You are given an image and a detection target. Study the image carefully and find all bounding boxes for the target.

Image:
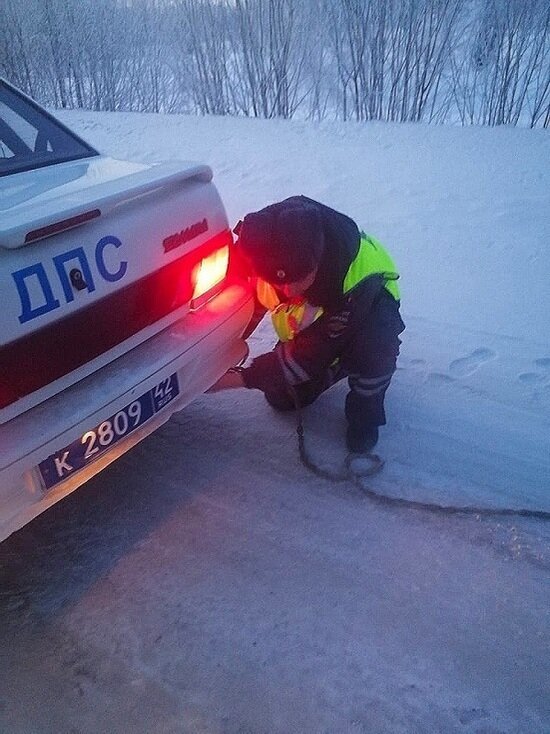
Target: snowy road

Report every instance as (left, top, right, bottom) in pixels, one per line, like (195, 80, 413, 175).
(1, 342, 549, 734)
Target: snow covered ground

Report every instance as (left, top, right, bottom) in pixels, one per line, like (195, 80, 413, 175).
(61, 109, 550, 515)
(0, 111, 549, 733)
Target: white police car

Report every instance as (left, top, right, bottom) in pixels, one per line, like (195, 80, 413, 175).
(0, 79, 253, 541)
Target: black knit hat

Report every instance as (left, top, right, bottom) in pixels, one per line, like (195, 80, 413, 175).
(237, 201, 325, 284)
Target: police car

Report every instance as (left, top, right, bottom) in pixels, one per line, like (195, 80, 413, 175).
(0, 79, 253, 541)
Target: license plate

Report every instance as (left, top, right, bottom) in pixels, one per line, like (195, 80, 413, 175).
(38, 374, 180, 490)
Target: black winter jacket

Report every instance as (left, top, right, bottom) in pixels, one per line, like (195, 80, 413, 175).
(239, 196, 395, 397)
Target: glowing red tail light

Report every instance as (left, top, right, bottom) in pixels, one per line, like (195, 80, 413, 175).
(191, 245, 229, 309)
(0, 232, 233, 411)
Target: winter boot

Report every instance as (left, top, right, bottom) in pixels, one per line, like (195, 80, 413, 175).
(346, 425, 379, 454)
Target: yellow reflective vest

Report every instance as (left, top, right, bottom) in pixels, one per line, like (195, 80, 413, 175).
(256, 233, 399, 342)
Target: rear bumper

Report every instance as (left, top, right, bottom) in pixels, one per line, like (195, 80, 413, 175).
(0, 284, 253, 541)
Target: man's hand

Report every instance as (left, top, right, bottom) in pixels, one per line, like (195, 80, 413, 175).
(206, 369, 246, 393)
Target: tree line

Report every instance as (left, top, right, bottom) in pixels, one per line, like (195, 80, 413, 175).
(1, 0, 549, 128)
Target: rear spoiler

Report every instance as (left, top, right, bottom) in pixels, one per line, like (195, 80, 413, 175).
(0, 161, 213, 249)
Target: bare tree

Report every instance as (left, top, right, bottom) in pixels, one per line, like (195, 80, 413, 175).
(324, 0, 464, 123)
(0, 0, 40, 97)
(228, 0, 307, 118)
(451, 0, 550, 126)
(172, 0, 232, 116)
(1, 0, 547, 128)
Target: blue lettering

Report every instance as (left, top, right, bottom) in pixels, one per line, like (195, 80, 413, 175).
(53, 247, 96, 302)
(96, 236, 127, 282)
(12, 235, 126, 326)
(12, 263, 60, 324)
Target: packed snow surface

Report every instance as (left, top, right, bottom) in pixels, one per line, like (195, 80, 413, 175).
(1, 111, 549, 733)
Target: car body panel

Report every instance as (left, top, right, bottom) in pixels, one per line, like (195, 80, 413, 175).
(0, 284, 252, 542)
(0, 156, 213, 249)
(0, 157, 146, 220)
(1, 167, 233, 422)
(0, 79, 254, 540)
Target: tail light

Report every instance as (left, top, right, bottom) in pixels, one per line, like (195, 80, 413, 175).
(191, 245, 229, 309)
(0, 235, 232, 411)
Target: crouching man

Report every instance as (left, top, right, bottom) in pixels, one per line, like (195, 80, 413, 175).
(208, 195, 405, 455)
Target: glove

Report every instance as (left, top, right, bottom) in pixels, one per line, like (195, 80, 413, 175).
(206, 368, 246, 393)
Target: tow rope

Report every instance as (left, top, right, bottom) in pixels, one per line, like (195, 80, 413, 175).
(290, 387, 550, 521)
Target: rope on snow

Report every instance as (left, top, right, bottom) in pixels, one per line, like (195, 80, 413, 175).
(289, 387, 550, 521)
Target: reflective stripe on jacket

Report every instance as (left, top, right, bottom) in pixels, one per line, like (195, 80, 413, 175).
(256, 233, 399, 342)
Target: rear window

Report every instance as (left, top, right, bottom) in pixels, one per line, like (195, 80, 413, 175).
(0, 81, 98, 176)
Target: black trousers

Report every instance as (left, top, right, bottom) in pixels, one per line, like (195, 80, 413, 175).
(265, 291, 405, 450)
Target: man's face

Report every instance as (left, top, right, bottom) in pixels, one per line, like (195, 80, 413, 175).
(277, 267, 318, 299)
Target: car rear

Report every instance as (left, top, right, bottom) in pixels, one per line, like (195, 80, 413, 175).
(0, 79, 253, 541)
